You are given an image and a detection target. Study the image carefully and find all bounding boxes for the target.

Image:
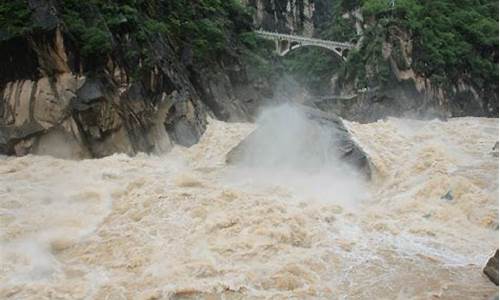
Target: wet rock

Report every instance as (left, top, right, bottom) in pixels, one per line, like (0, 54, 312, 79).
(316, 7, 498, 121)
(484, 249, 499, 285)
(244, 0, 316, 36)
(0, 121, 45, 155)
(74, 79, 105, 109)
(28, 0, 59, 31)
(190, 64, 251, 122)
(491, 142, 499, 157)
(0, 3, 209, 158)
(226, 105, 372, 178)
(1, 0, 268, 158)
(441, 190, 453, 201)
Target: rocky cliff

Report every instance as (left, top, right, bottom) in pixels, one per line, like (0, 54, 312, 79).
(0, 0, 261, 158)
(242, 0, 315, 36)
(251, 0, 499, 121)
(330, 8, 499, 121)
(1, 26, 206, 158)
(1, 0, 497, 158)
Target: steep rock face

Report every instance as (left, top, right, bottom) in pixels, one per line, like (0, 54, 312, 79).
(0, 0, 261, 158)
(330, 23, 498, 121)
(247, 0, 498, 121)
(484, 249, 499, 286)
(188, 54, 254, 122)
(0, 23, 207, 158)
(243, 0, 315, 35)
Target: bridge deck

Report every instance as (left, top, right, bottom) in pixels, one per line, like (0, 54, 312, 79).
(255, 30, 354, 49)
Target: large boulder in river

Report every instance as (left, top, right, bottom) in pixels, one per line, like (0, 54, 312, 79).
(226, 104, 372, 178)
(484, 249, 499, 285)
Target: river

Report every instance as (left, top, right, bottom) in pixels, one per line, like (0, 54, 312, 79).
(0, 111, 498, 299)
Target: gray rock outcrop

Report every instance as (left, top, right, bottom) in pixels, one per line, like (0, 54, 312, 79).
(484, 249, 499, 286)
(0, 22, 207, 158)
(0, 0, 261, 158)
(226, 104, 372, 178)
(242, 0, 315, 35)
(245, 0, 498, 122)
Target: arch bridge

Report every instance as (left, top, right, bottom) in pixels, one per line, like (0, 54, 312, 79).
(255, 30, 355, 60)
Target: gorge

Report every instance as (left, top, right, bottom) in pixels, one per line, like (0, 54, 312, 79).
(1, 0, 498, 156)
(0, 0, 498, 299)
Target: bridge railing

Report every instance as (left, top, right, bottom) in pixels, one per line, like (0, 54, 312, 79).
(255, 30, 354, 49)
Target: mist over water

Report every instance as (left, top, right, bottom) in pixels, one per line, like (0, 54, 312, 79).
(0, 108, 498, 299)
(237, 105, 342, 170)
(225, 104, 367, 208)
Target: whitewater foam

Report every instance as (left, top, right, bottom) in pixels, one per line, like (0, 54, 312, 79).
(0, 116, 498, 299)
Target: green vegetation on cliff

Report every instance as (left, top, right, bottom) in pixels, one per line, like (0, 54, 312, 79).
(2, 0, 497, 106)
(58, 0, 252, 62)
(275, 0, 497, 99)
(280, 0, 358, 94)
(0, 1, 31, 39)
(0, 0, 253, 66)
(359, 0, 498, 89)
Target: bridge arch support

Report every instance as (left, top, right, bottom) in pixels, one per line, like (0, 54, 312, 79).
(276, 41, 347, 59)
(256, 30, 354, 61)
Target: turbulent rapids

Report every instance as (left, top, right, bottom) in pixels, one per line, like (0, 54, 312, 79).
(0, 112, 498, 299)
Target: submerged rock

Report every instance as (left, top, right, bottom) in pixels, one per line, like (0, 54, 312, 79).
(484, 249, 499, 286)
(441, 190, 453, 201)
(491, 142, 499, 157)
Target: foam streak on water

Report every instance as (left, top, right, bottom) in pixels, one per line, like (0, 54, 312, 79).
(0, 116, 498, 299)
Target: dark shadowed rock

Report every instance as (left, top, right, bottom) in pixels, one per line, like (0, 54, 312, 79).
(28, 0, 59, 30)
(492, 142, 499, 157)
(1, 0, 274, 158)
(441, 190, 453, 201)
(301, 106, 372, 177)
(0, 1, 210, 158)
(484, 249, 499, 286)
(74, 79, 105, 108)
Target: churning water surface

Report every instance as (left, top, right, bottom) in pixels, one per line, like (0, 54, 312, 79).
(0, 111, 498, 299)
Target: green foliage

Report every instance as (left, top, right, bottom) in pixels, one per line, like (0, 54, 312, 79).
(279, 0, 358, 94)
(341, 0, 362, 11)
(191, 18, 226, 59)
(0, 0, 31, 39)
(1, 0, 253, 65)
(360, 0, 498, 89)
(342, 50, 366, 85)
(259, 0, 497, 96)
(283, 47, 343, 94)
(59, 0, 132, 59)
(0, 0, 260, 90)
(362, 0, 391, 15)
(239, 32, 258, 49)
(80, 27, 112, 57)
(160, 0, 252, 62)
(240, 36, 280, 81)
